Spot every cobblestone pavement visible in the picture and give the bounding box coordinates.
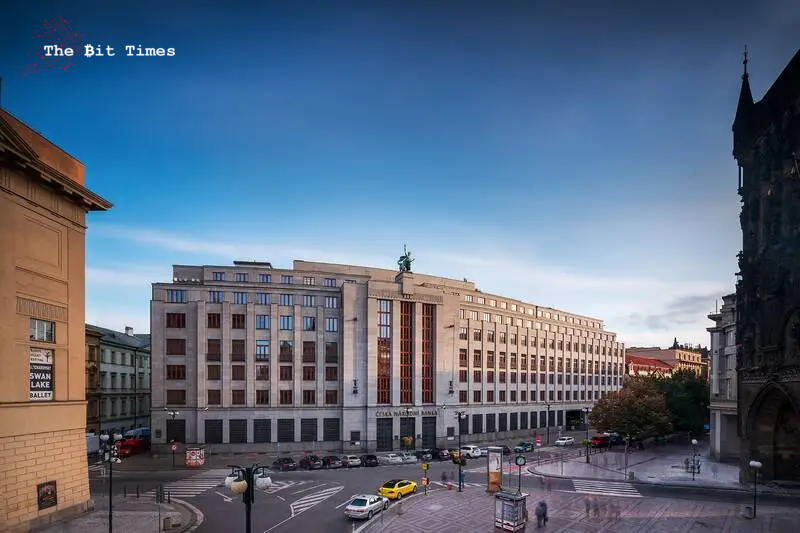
[361,486,800,533]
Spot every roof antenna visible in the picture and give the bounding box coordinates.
[743,45,749,78]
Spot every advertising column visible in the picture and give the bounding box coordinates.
[487,445,503,492]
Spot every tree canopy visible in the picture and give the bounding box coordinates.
[588,376,672,439]
[650,369,710,435]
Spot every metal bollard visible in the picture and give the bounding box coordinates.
[136,485,140,498]
[124,486,127,497]
[168,491,171,504]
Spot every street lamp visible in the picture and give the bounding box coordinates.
[749,460,762,518]
[454,410,467,492]
[583,407,591,464]
[165,408,180,467]
[544,403,552,445]
[99,433,123,533]
[691,439,699,481]
[224,464,273,533]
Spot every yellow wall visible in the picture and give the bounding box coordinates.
[0,165,95,531]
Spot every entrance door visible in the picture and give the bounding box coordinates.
[376,418,393,452]
[422,417,436,449]
[400,417,416,450]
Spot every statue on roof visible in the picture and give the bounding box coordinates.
[397,244,414,273]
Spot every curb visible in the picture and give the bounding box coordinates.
[172,497,205,533]
[354,489,446,533]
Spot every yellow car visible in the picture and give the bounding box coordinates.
[378,479,417,500]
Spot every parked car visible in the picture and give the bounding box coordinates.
[603,432,623,445]
[116,428,151,458]
[343,455,362,468]
[272,457,298,471]
[344,494,389,520]
[399,452,418,464]
[378,479,417,500]
[459,445,482,458]
[555,437,575,447]
[414,449,433,462]
[361,454,379,467]
[499,445,513,455]
[429,448,451,461]
[299,455,323,470]
[513,442,533,453]
[322,455,343,469]
[379,453,404,465]
[590,435,610,447]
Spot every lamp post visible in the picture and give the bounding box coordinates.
[749,460,762,518]
[544,403,552,445]
[583,407,591,464]
[224,464,272,533]
[165,408,180,467]
[455,410,467,492]
[690,439,699,481]
[99,433,123,533]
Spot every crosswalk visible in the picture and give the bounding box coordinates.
[143,468,231,499]
[263,480,309,494]
[428,481,483,489]
[290,485,344,516]
[87,462,104,473]
[571,480,642,498]
[464,465,536,476]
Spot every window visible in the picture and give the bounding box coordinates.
[256,315,270,329]
[256,390,269,405]
[232,314,246,329]
[166,389,186,405]
[280,316,294,330]
[209,291,224,303]
[459,349,468,368]
[279,340,294,361]
[166,289,187,303]
[459,390,468,403]
[459,370,468,383]
[487,331,495,342]
[421,303,434,403]
[473,370,481,382]
[235,273,248,282]
[325,390,338,404]
[165,313,186,329]
[166,339,186,355]
[230,340,246,361]
[473,329,482,341]
[473,390,482,402]
[29,319,55,343]
[487,390,495,402]
[166,365,186,380]
[206,364,221,380]
[213,272,226,281]
[257,293,270,305]
[302,390,315,404]
[259,273,271,283]
[377,299,392,404]
[207,313,221,329]
[303,366,316,381]
[281,275,294,284]
[470,310,479,320]
[256,365,269,381]
[207,389,221,405]
[399,302,413,404]
[232,389,245,405]
[232,365,245,381]
[303,341,316,363]
[303,276,315,285]
[280,294,294,306]
[323,278,337,287]
[459,327,467,340]
[279,390,293,404]
[279,366,293,380]
[303,316,316,331]
[303,295,316,307]
[325,367,338,381]
[325,341,338,363]
[207,339,221,361]
[324,296,339,309]
[325,317,339,332]
[256,340,270,361]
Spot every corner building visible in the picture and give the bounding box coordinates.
[150,260,625,453]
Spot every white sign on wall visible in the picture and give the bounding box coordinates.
[30,348,54,401]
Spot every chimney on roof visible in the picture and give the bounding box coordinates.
[125,326,134,336]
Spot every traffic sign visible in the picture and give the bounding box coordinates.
[535,436,542,446]
[171,443,178,452]
[421,462,428,471]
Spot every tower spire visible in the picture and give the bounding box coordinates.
[743,45,749,78]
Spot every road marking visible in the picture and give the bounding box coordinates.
[262,480,308,494]
[214,491,233,502]
[572,480,642,498]
[262,486,344,533]
[292,483,325,495]
[142,468,232,499]
[334,495,357,509]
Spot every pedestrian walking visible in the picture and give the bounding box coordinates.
[591,497,601,518]
[584,496,592,516]
[534,501,548,528]
[441,471,448,484]
[711,463,719,479]
[546,479,553,494]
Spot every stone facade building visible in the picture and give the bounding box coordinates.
[707,293,739,462]
[0,108,111,531]
[150,259,626,453]
[733,47,800,483]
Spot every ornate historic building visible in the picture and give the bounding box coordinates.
[733,48,800,483]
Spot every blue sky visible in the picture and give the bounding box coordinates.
[2,1,798,346]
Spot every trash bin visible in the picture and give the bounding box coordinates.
[162,517,172,530]
[628,471,635,481]
[494,490,527,532]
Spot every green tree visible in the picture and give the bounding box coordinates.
[650,369,710,435]
[588,377,673,439]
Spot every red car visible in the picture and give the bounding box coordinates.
[116,428,151,457]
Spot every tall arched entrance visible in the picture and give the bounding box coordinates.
[748,384,800,482]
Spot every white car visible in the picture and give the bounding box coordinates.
[344,494,389,520]
[379,453,403,465]
[343,455,362,467]
[554,437,575,447]
[399,452,418,464]
[459,445,482,458]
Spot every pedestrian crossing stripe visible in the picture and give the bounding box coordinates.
[429,481,483,488]
[572,480,642,498]
[142,469,232,499]
[263,480,309,494]
[290,485,344,516]
[88,463,104,472]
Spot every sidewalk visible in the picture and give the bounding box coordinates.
[35,495,203,532]
[528,444,796,495]
[360,485,800,533]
